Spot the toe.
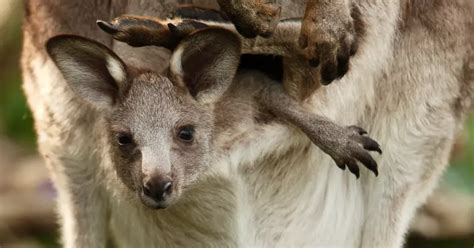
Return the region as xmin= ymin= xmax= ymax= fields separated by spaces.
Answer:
xmin=353 ymin=149 xmax=378 ymax=176
xmin=97 ymin=20 xmax=121 ymax=35
xmin=319 ymin=43 xmax=338 ymax=84
xmin=346 ymin=159 xmax=360 ymax=178
xmin=361 ymin=137 xmax=382 ymax=154
xmin=336 ymin=54 xmax=350 ymax=79
xmin=305 ymin=43 xmax=321 ymax=68
xmin=335 ymin=37 xmax=351 ymax=78
xmin=320 ymin=59 xmax=338 ymax=85
xmin=234 ymin=23 xmax=258 ymax=38
xmin=335 ymin=159 xmax=347 ymax=171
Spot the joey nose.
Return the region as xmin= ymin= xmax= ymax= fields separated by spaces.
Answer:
xmin=140 ymin=176 xmax=173 ymax=209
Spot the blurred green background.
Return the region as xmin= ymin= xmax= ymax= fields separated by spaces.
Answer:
xmin=0 ymin=1 xmax=472 ymax=247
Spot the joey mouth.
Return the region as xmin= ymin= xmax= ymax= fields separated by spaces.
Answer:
xmin=138 ymin=188 xmax=175 ymax=209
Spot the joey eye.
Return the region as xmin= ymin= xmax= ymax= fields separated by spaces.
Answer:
xmin=116 ymin=132 xmax=133 ymax=146
xmin=177 ymin=126 xmax=195 ymax=143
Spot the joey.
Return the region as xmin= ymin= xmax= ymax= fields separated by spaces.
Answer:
xmin=47 ymin=26 xmax=380 ymax=211
xmin=97 ymin=17 xmax=382 ymax=178
xmin=46 ymin=23 xmax=381 ymax=210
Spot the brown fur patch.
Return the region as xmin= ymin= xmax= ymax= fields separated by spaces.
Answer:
xmin=173 ymin=5 xmax=229 ymax=22
xmin=351 ymin=3 xmax=365 ymax=51
xmin=453 ymin=58 xmax=474 ymax=119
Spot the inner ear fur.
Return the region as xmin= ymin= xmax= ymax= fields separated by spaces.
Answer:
xmin=170 ymin=28 xmax=241 ymax=103
xmin=46 ymin=35 xmax=128 ymax=109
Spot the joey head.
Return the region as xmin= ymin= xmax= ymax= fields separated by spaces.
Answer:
xmin=46 ymin=28 xmax=241 ymax=209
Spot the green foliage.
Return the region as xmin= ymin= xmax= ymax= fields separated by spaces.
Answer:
xmin=446 ymin=116 xmax=474 ymax=195
xmin=0 ymin=4 xmax=35 ymax=148
xmin=37 ymin=232 xmax=60 ymax=248
xmin=0 ymin=67 xmax=36 ymax=148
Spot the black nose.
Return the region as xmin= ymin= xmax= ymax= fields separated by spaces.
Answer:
xmin=140 ymin=176 xmax=173 ymax=209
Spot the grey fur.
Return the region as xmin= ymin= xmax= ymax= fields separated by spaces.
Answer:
xmin=21 ymin=0 xmax=473 ymax=247
xmin=96 ymin=16 xmax=382 ymax=176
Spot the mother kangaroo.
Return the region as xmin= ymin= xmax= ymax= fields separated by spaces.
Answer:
xmin=22 ymin=0 xmax=473 ymax=247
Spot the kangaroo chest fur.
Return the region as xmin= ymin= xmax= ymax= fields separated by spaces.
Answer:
xmin=108 ymin=128 xmax=367 ymax=248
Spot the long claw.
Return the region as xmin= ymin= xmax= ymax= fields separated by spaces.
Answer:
xmin=353 ymin=150 xmax=378 ymax=176
xmin=336 ymin=160 xmax=346 ymax=170
xmin=168 ymin=23 xmax=179 ymax=35
xmin=96 ymin=20 xmax=120 ymax=35
xmin=362 ymin=137 xmax=382 ymax=154
xmin=346 ymin=159 xmax=359 ymax=179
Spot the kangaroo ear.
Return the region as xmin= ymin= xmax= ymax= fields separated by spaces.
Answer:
xmin=169 ymin=28 xmax=241 ymax=103
xmin=46 ymin=35 xmax=128 ymax=110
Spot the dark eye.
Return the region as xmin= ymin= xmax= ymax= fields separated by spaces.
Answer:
xmin=177 ymin=126 xmax=195 ymax=143
xmin=116 ymin=132 xmax=133 ymax=146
